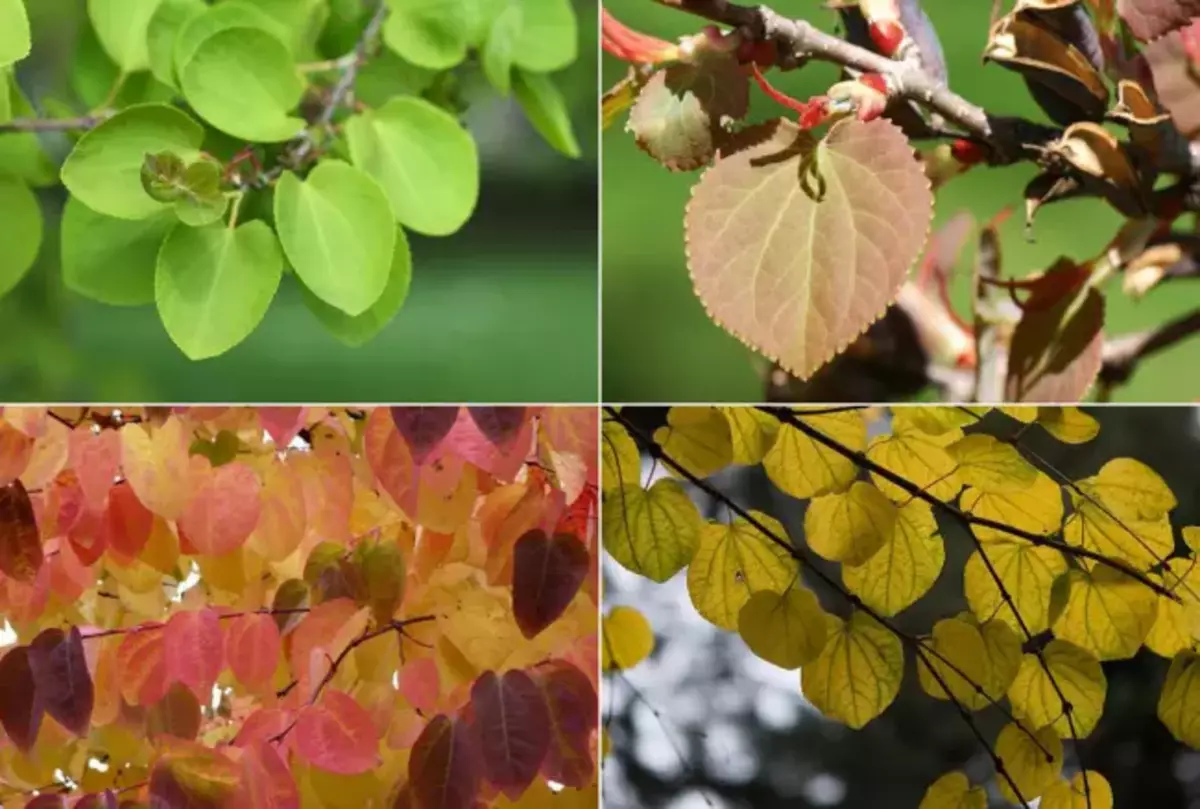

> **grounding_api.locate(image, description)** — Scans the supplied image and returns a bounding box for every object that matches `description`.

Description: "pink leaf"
[224,613,281,690]
[179,462,262,556]
[163,608,223,701]
[399,657,441,714]
[232,742,299,809]
[258,407,307,448]
[293,689,380,774]
[470,670,551,798]
[68,427,120,512]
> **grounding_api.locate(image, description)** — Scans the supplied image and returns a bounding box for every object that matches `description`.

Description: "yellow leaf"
[653,406,733,479]
[1159,650,1200,747]
[1053,567,1156,660]
[866,420,961,503]
[1038,406,1100,444]
[999,406,1038,423]
[1184,526,1200,553]
[762,409,865,499]
[720,406,779,465]
[801,611,902,729]
[141,516,180,575]
[602,606,654,671]
[994,722,1063,804]
[892,407,975,435]
[120,415,192,519]
[843,500,944,617]
[1079,457,1176,521]
[1147,559,1200,658]
[1007,639,1106,737]
[417,462,477,533]
[947,434,1037,493]
[918,771,986,809]
[804,481,896,565]
[737,586,828,669]
[1064,501,1173,570]
[602,420,641,492]
[961,470,1063,542]
[916,615,1019,710]
[687,512,797,630]
[1041,771,1114,809]
[964,541,1067,634]
[602,481,701,582]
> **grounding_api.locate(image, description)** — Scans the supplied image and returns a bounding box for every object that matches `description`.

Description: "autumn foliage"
[602,405,1200,807]
[0,406,599,809]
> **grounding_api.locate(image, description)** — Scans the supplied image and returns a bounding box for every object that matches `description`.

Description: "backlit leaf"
[737,586,828,669]
[844,500,944,617]
[762,409,865,499]
[0,479,41,582]
[530,660,596,788]
[224,613,281,690]
[686,117,932,379]
[1159,650,1200,747]
[294,689,380,775]
[601,606,653,671]
[961,469,1063,542]
[179,461,263,555]
[866,420,961,503]
[964,541,1067,634]
[121,416,192,519]
[27,627,93,737]
[409,714,481,809]
[918,772,986,809]
[163,607,223,701]
[1052,567,1156,660]
[1037,406,1099,443]
[0,646,42,750]
[1008,639,1106,738]
[1077,457,1176,521]
[0,176,41,297]
[802,611,903,729]
[1041,771,1114,809]
[719,407,779,466]
[601,421,640,491]
[471,670,551,798]
[947,434,1038,493]
[804,481,897,565]
[653,406,733,479]
[602,480,700,582]
[512,531,589,639]
[993,722,1064,804]
[687,512,796,630]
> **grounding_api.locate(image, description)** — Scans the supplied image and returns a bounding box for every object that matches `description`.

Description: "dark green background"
[602,0,1199,403]
[1,0,598,402]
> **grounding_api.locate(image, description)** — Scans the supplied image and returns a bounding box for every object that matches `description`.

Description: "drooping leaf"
[1041,771,1114,809]
[964,541,1067,634]
[529,660,596,787]
[382,0,470,69]
[87,0,162,72]
[602,480,701,582]
[804,481,897,566]
[918,772,986,809]
[1006,281,1104,402]
[762,410,866,498]
[0,479,41,582]
[947,434,1038,493]
[61,197,174,306]
[0,0,31,67]
[652,406,733,480]
[1052,566,1156,660]
[293,689,381,775]
[513,70,581,158]
[1159,650,1200,747]
[27,627,93,737]
[470,670,552,798]
[0,646,43,750]
[687,512,796,630]
[0,176,42,298]
[1118,0,1200,41]
[685,117,933,379]
[275,160,395,316]
[512,530,589,639]
[146,681,203,740]
[843,500,945,617]
[345,97,480,236]
[802,611,903,729]
[993,721,1064,803]
[233,742,300,809]
[224,613,282,690]
[408,714,482,809]
[467,407,528,447]
[1008,638,1106,737]
[389,407,460,464]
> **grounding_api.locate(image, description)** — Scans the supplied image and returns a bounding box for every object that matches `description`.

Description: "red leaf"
[117,626,168,706]
[531,661,597,787]
[24,795,66,808]
[0,480,42,582]
[389,407,460,463]
[146,682,202,741]
[466,408,528,447]
[293,689,380,774]
[409,714,481,809]
[232,742,299,809]
[399,657,441,714]
[512,531,589,639]
[163,608,223,701]
[443,409,533,481]
[28,626,93,736]
[68,426,120,512]
[470,670,551,798]
[73,791,118,809]
[366,408,417,514]
[106,482,154,558]
[232,708,293,748]
[179,461,262,556]
[0,646,43,750]
[258,407,307,448]
[224,613,281,690]
[554,488,596,544]
[66,509,108,567]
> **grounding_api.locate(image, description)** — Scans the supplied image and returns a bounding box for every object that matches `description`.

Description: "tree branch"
[1098,308,1200,397]
[0,113,111,134]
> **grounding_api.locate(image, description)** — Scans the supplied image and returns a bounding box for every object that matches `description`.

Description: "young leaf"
[470,670,552,798]
[512,530,589,639]
[61,104,205,220]
[60,196,173,306]
[409,714,482,809]
[179,27,305,142]
[87,0,161,73]
[508,0,577,73]
[685,117,933,380]
[0,479,42,582]
[155,220,284,359]
[173,1,290,74]
[27,627,93,737]
[346,97,479,236]
[146,0,208,88]
[274,161,395,316]
[293,689,381,775]
[0,176,42,297]
[0,646,43,750]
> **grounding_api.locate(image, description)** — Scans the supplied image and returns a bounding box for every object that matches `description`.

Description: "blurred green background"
[1,0,598,402]
[602,0,1199,403]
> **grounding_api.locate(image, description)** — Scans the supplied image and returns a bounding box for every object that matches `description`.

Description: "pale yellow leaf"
[653,406,733,479]
[603,606,654,671]
[602,481,701,582]
[1038,406,1100,444]
[947,433,1037,493]
[805,481,896,565]
[961,469,1063,542]
[843,500,944,617]
[762,409,865,499]
[720,406,779,465]
[801,611,902,729]
[1052,567,1156,660]
[994,722,1063,804]
[918,771,986,809]
[687,512,797,630]
[964,541,1067,634]
[1041,771,1114,809]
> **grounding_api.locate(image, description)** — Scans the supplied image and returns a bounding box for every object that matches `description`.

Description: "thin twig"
[0,113,112,133]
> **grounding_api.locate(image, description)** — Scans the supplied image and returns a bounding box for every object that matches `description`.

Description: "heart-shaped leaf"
[382,0,471,70]
[27,627,93,737]
[511,530,589,638]
[389,407,460,463]
[155,220,283,359]
[0,176,42,298]
[61,196,174,306]
[685,117,933,380]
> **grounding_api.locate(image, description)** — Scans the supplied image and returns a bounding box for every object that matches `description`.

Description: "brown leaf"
[1145,20,1200,137]
[0,479,41,582]
[685,116,933,380]
[1047,121,1148,216]
[1015,0,1105,70]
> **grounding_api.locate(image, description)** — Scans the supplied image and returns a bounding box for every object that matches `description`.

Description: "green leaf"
[0,73,54,187]
[0,0,31,68]
[155,220,284,359]
[383,0,469,70]
[174,1,292,74]
[147,0,208,88]
[0,177,42,298]
[71,24,176,110]
[141,151,189,202]
[0,67,10,123]
[510,0,576,73]
[173,161,229,227]
[241,0,330,58]
[87,0,164,73]
[180,27,305,142]
[513,70,580,158]
[685,117,933,380]
[274,160,395,316]
[354,50,437,108]
[61,196,175,306]
[481,5,520,94]
[345,97,479,236]
[61,104,205,220]
[302,225,413,346]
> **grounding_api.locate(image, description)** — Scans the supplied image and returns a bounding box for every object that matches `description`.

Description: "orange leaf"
[0,480,42,583]
[180,462,263,556]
